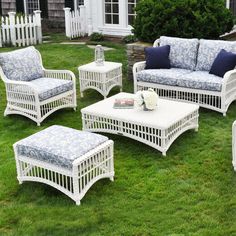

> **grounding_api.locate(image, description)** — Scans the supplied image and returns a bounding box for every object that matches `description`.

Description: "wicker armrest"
[133,61,146,92]
[43,69,76,83]
[222,69,236,92]
[5,80,38,95]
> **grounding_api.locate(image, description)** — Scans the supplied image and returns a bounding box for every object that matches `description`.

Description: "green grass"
[0,38,236,236]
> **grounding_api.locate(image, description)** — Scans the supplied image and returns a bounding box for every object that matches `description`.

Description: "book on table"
[113,98,134,109]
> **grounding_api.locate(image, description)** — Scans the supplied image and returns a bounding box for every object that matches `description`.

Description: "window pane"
[113,15,119,24]
[128,15,134,25]
[105,4,111,13]
[113,4,119,13]
[105,14,112,24]
[128,4,134,14]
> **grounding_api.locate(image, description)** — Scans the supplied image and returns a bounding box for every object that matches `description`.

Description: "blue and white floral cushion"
[159,36,199,70]
[136,68,192,86]
[196,39,236,72]
[15,125,109,170]
[0,46,43,81]
[177,71,222,92]
[28,77,73,101]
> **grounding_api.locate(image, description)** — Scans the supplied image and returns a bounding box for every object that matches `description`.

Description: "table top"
[81,93,199,129]
[78,61,122,73]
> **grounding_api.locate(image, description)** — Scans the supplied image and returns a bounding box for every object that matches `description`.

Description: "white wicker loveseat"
[133,36,236,116]
[0,46,77,126]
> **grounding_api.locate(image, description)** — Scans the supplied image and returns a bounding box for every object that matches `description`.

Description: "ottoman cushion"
[15,125,108,170]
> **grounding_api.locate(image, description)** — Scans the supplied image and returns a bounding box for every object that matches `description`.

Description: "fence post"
[8,12,16,46]
[34,10,42,44]
[64,7,72,38]
[79,5,86,36]
[226,0,230,9]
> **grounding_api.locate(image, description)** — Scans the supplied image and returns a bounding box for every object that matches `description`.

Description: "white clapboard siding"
[64,6,87,39]
[0,11,42,48]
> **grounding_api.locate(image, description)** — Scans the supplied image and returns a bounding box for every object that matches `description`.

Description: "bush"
[133,0,234,42]
[89,32,104,42]
[122,35,138,44]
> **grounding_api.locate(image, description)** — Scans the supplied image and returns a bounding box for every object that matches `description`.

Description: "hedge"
[133,0,234,42]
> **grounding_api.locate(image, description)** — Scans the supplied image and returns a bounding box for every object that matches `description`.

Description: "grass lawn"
[0,37,236,236]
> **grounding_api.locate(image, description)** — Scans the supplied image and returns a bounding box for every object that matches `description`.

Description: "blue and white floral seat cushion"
[15,125,109,170]
[136,68,192,86]
[0,46,43,81]
[137,69,222,92]
[177,71,223,92]
[28,77,73,101]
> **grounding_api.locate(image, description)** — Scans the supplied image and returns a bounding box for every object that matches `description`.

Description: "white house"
[83,0,139,36]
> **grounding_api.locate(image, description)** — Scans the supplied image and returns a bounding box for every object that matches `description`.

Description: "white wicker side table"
[78,61,122,99]
[13,125,114,205]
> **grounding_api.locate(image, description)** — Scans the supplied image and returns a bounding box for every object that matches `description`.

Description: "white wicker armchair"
[0,47,77,126]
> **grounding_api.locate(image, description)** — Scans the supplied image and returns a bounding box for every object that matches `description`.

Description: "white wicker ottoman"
[13,125,114,205]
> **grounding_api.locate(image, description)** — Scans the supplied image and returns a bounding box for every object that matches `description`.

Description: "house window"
[128,0,138,25]
[75,0,84,9]
[78,0,84,5]
[104,0,119,24]
[25,0,40,14]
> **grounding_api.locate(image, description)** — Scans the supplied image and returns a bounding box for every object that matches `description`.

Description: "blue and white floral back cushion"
[15,125,109,170]
[196,39,236,72]
[0,46,44,81]
[159,36,199,71]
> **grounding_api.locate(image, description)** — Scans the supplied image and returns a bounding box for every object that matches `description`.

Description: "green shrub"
[89,32,104,42]
[122,34,138,44]
[133,0,234,42]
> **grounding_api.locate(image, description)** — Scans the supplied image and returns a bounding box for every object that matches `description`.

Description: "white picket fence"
[0,11,42,47]
[64,7,87,39]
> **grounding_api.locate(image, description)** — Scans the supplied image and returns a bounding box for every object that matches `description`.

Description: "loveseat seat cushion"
[196,39,236,72]
[28,77,73,101]
[136,68,192,86]
[0,46,43,81]
[177,71,222,92]
[15,125,109,170]
[159,36,199,70]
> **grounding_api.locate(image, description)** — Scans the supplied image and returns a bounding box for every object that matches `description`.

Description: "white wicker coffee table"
[78,61,122,99]
[81,92,199,156]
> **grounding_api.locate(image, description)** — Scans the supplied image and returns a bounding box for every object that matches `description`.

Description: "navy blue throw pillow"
[145,45,171,69]
[209,49,236,78]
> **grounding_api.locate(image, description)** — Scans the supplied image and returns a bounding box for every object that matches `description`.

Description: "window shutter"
[0,0,2,15]
[65,0,74,11]
[16,0,25,13]
[40,0,48,18]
